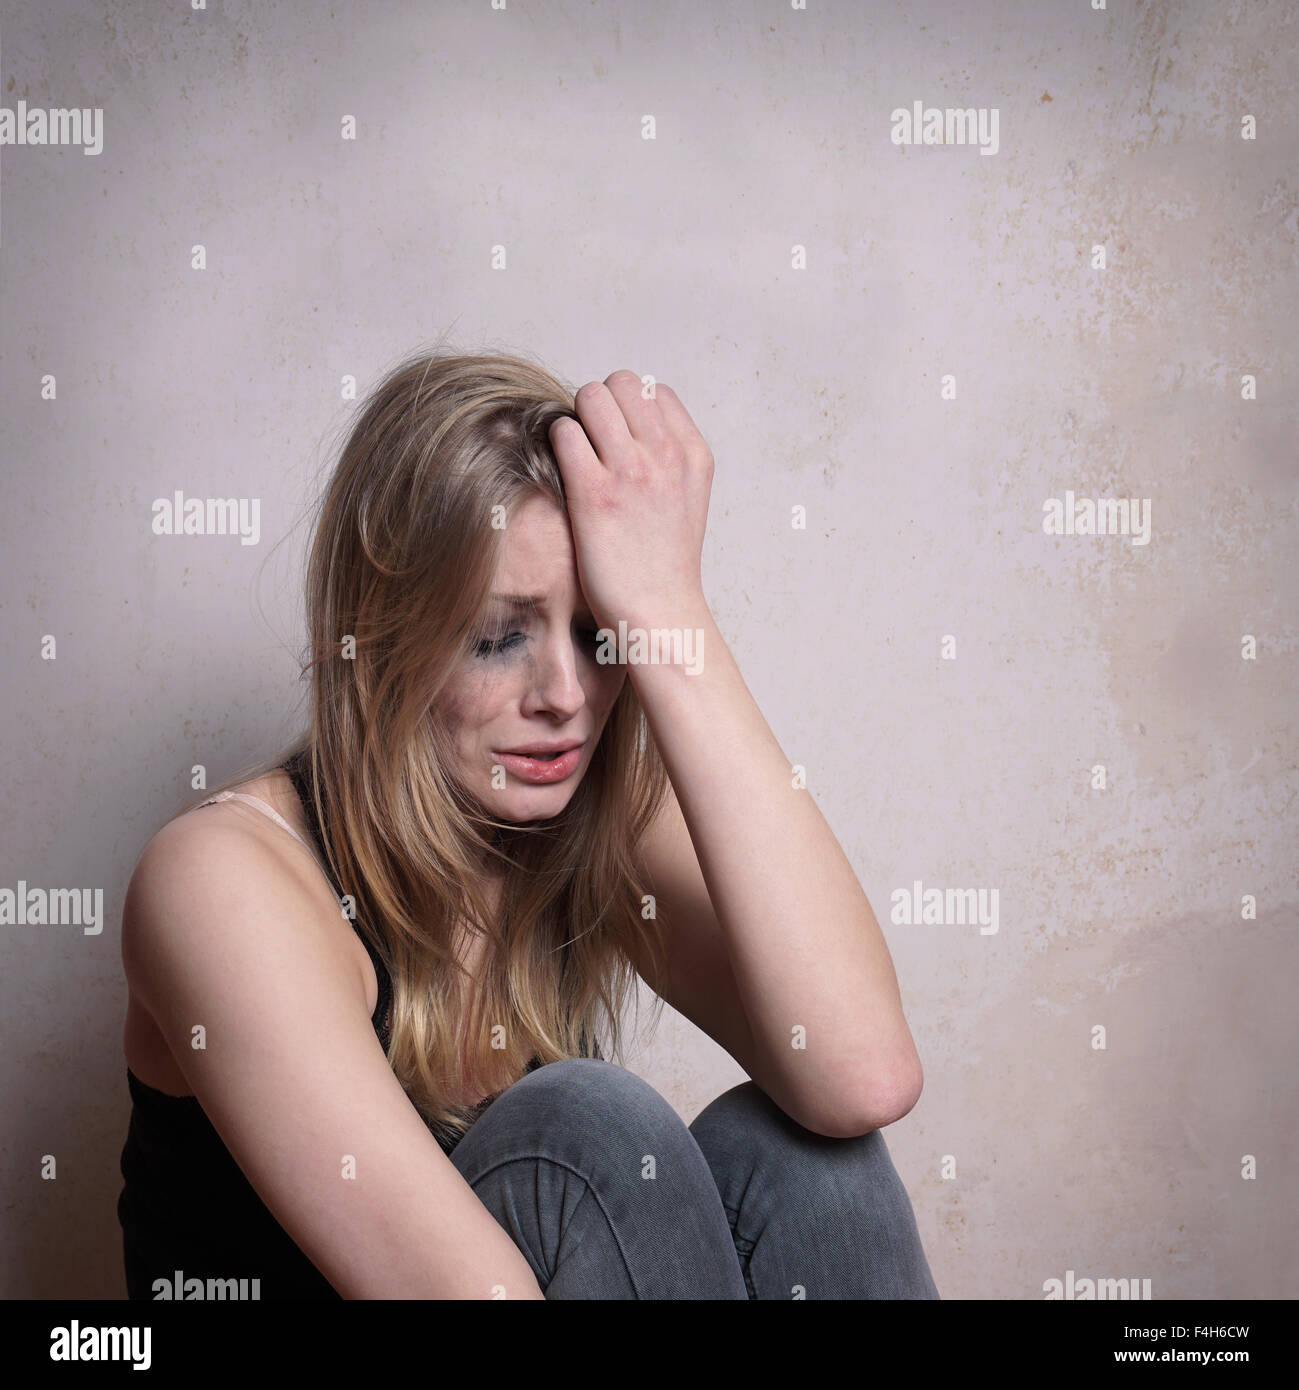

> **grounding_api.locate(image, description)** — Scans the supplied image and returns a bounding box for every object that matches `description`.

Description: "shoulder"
[129,774,313,910]
[122,782,364,1015]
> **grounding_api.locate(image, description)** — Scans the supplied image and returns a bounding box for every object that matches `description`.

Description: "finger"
[650,382,712,460]
[569,379,635,467]
[547,415,603,498]
[602,369,669,446]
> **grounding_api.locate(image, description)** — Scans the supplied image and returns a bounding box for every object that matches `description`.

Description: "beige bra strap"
[194,790,318,859]
[191,789,351,919]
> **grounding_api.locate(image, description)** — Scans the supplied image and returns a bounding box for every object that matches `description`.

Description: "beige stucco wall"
[1,0,1294,1298]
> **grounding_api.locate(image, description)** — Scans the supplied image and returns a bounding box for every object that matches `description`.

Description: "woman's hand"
[548,370,714,634]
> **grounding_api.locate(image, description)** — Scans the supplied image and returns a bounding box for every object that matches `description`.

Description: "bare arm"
[122,811,545,1300]
[550,372,922,1136]
[629,606,924,1137]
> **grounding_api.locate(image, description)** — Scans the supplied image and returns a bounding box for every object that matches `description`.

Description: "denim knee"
[500,1057,693,1162]
[455,1058,749,1299]
[688,1080,940,1299]
[468,1057,744,1223]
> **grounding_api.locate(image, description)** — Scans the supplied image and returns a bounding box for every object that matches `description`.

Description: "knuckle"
[658,436,688,466]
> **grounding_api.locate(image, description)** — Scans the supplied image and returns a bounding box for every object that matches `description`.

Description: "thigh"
[449,1058,748,1299]
[689,1080,940,1300]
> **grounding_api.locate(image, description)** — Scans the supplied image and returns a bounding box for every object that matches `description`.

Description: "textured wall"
[1,0,1295,1300]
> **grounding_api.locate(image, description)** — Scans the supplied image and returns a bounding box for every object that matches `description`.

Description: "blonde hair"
[190,347,671,1147]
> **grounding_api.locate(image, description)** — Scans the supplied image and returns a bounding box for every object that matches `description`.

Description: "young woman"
[117,351,939,1300]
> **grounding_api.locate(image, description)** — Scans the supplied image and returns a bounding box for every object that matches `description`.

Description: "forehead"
[490,494,578,594]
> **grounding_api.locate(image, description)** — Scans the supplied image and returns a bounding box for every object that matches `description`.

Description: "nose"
[523,631,587,721]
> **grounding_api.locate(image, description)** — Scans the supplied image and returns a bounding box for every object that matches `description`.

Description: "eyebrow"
[488,592,597,622]
[489,593,544,609]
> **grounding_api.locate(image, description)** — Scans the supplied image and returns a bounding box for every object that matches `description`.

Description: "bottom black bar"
[0,1296,1286,1376]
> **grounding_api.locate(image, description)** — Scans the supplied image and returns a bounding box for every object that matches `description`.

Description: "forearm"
[629,603,923,1127]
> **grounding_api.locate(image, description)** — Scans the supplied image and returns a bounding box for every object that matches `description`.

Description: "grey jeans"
[449,1057,940,1300]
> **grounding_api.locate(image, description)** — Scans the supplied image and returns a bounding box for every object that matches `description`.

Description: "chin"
[487,786,579,824]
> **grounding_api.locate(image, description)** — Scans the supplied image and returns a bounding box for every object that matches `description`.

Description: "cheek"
[441,667,516,745]
[438,673,504,751]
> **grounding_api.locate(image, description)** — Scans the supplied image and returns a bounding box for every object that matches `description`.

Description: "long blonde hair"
[191,348,671,1147]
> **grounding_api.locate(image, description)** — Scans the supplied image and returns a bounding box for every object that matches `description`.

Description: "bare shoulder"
[122,780,367,1020]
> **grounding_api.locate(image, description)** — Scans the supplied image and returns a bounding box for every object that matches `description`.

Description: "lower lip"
[494,747,583,784]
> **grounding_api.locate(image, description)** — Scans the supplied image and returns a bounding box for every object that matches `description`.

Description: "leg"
[448,1058,748,1299]
[688,1080,941,1300]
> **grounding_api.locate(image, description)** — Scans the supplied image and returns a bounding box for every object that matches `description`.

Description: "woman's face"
[437,493,627,823]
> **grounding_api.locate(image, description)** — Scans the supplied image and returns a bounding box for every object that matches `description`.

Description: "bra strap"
[194,791,322,865]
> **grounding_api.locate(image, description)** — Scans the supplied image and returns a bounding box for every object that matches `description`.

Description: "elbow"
[859,1076,923,1133]
[819,1052,925,1139]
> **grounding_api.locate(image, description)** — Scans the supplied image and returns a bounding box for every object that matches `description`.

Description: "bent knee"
[691,1081,908,1182]
[499,1058,696,1160]
[517,1057,673,1118]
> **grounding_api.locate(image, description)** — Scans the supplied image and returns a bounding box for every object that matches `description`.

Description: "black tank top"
[116,751,547,1300]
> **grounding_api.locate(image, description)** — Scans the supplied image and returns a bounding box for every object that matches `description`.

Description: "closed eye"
[472,627,604,659]
[473,631,525,657]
